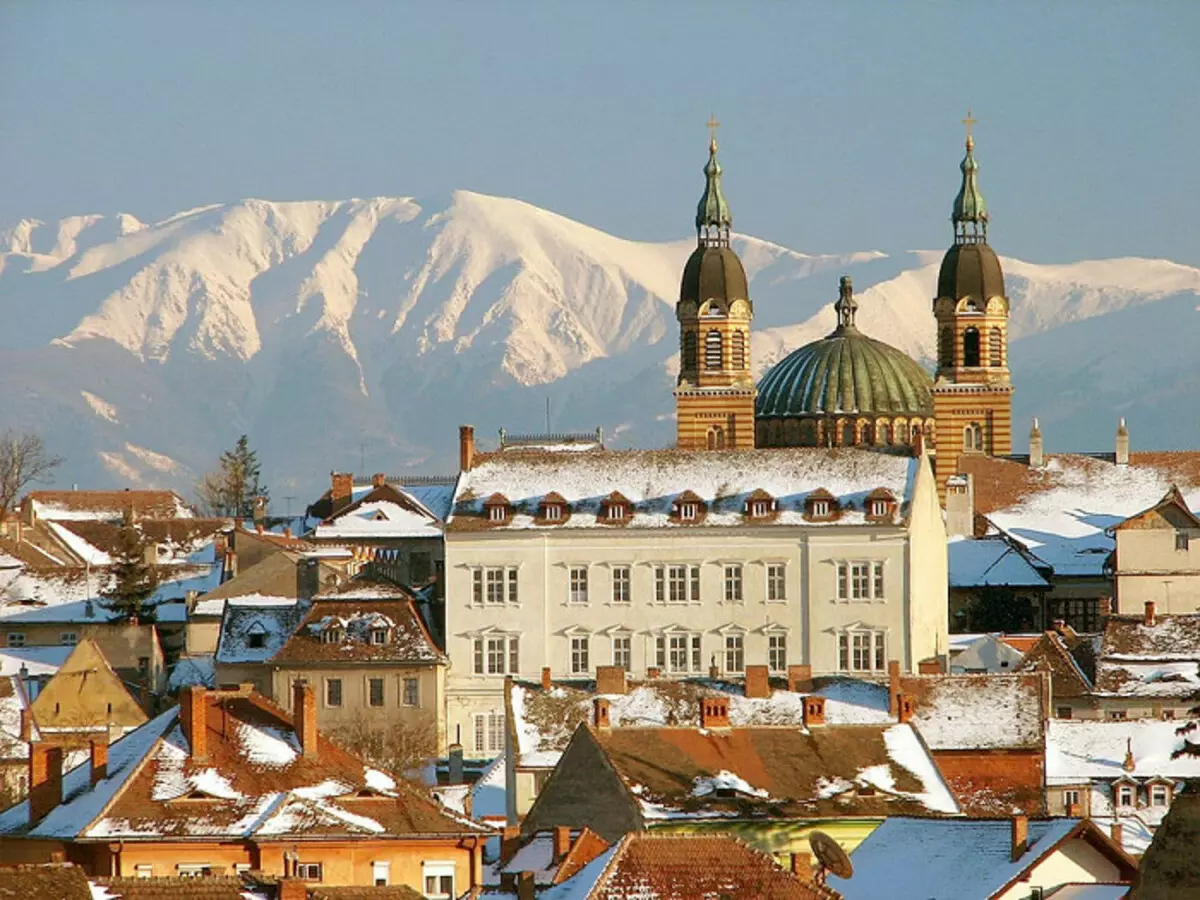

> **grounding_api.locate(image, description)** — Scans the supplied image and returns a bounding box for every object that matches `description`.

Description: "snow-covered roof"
[829,817,1110,900]
[0,646,72,676]
[1095,614,1200,698]
[215,599,307,665]
[450,447,915,532]
[313,500,442,539]
[948,536,1050,588]
[1047,719,1200,784]
[26,490,192,522]
[167,655,215,691]
[905,674,1045,751]
[272,592,444,665]
[950,635,1027,674]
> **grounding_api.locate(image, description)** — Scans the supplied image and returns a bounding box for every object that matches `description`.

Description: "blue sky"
[2,2,1198,265]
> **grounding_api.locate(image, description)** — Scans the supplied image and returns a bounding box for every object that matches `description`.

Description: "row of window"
[681,329,749,372]
[4,632,78,648]
[319,675,421,709]
[1061,783,1172,811]
[938,325,1005,369]
[470,561,889,606]
[173,860,454,897]
[471,629,890,677]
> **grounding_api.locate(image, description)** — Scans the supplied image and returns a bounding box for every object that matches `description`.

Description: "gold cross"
[707,113,720,145]
[962,109,977,143]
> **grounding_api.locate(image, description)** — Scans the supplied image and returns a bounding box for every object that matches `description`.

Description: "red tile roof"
[0,863,92,899]
[272,591,443,665]
[26,491,189,520]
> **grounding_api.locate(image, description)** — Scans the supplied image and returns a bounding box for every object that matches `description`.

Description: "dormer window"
[805,489,838,521]
[321,627,345,644]
[544,504,562,521]
[1116,784,1135,809]
[680,503,698,521]
[539,492,567,523]
[489,506,506,522]
[607,504,625,521]
[1177,533,1190,552]
[672,491,705,524]
[599,492,632,524]
[812,501,830,517]
[246,622,268,650]
[865,489,897,522]
[870,500,889,517]
[483,493,511,524]
[370,628,389,645]
[745,490,775,520]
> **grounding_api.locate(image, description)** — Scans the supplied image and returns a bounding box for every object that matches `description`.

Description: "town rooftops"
[215,598,308,665]
[312,483,444,541]
[959,453,1200,578]
[902,673,1045,752]
[1047,719,1200,784]
[1018,630,1098,700]
[449,447,916,532]
[0,863,92,899]
[1095,613,1200,699]
[829,817,1138,900]
[0,683,485,842]
[948,535,1051,589]
[23,490,193,522]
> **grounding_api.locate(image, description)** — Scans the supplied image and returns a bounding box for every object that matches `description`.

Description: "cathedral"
[674,117,1013,488]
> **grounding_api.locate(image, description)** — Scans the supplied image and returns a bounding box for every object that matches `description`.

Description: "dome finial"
[696,115,732,247]
[833,275,858,332]
[952,111,988,245]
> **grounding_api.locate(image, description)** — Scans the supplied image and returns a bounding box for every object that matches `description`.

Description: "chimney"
[888,659,901,715]
[459,425,476,473]
[448,741,464,784]
[180,685,208,761]
[90,736,109,786]
[1144,601,1157,627]
[293,679,318,758]
[19,708,32,742]
[744,664,770,699]
[595,665,627,695]
[1011,815,1029,862]
[790,851,813,881]
[283,526,292,538]
[517,872,536,900]
[255,522,264,534]
[593,697,611,729]
[372,472,387,488]
[787,664,813,694]
[897,694,916,724]
[1111,821,1124,849]
[553,825,572,862]
[1066,801,1081,817]
[1123,737,1136,772]
[224,549,238,580]
[1029,418,1044,468]
[918,659,942,675]
[28,743,63,825]
[278,879,307,900]
[945,473,975,537]
[1116,418,1130,466]
[330,471,354,513]
[501,825,521,864]
[1051,618,1067,635]
[802,695,826,728]
[700,696,730,729]
[541,667,552,690]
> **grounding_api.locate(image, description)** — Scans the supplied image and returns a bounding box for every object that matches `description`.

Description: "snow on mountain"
[1,191,1198,501]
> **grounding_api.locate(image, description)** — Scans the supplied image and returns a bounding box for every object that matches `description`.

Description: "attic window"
[484,494,511,524]
[811,501,830,517]
[544,504,562,522]
[370,628,389,645]
[680,502,698,521]
[1177,533,1190,552]
[488,505,507,523]
[870,500,890,517]
[607,504,625,521]
[1116,785,1134,808]
[321,627,345,644]
[247,622,268,649]
[749,500,770,518]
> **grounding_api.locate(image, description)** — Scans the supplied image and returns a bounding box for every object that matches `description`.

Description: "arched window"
[963,328,981,367]
[705,330,723,370]
[989,327,1003,367]
[939,327,954,368]
[682,332,697,371]
[707,426,726,450]
[963,422,983,452]
[879,423,891,446]
[732,331,746,369]
[842,422,856,446]
[861,422,874,445]
[911,424,922,442]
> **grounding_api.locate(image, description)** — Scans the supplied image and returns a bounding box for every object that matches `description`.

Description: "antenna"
[546,396,551,433]
[809,831,853,884]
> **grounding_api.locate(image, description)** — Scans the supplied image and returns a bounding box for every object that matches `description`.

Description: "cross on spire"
[707,113,720,150]
[962,109,977,148]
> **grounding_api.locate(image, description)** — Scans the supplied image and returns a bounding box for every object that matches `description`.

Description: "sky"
[2,2,1199,266]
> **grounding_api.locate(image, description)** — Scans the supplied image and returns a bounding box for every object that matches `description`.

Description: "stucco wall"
[993,837,1123,900]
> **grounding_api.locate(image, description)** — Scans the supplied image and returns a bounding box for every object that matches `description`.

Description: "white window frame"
[749,499,771,518]
[656,632,702,674]
[767,632,787,672]
[472,634,520,675]
[656,564,701,604]
[544,504,562,522]
[488,505,507,522]
[1116,784,1135,809]
[612,566,631,604]
[606,503,626,521]
[723,564,743,603]
[324,677,343,708]
[766,563,786,602]
[372,860,391,887]
[570,634,590,675]
[724,633,745,674]
[295,862,323,881]
[838,629,887,673]
[811,499,830,517]
[134,865,153,879]
[423,862,457,900]
[870,500,890,517]
[836,561,885,601]
[59,632,78,646]
[177,864,213,878]
[611,633,631,670]
[1150,783,1170,807]
[569,566,589,604]
[472,711,505,754]
[679,502,698,521]
[1063,788,1080,809]
[370,628,388,645]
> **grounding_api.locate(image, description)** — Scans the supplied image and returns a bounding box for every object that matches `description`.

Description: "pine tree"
[196,435,268,517]
[100,516,160,622]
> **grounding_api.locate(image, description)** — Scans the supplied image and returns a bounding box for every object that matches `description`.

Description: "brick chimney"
[90,736,109,786]
[1111,821,1124,849]
[791,851,813,881]
[911,428,925,458]
[541,667,552,690]
[1116,418,1130,466]
[553,825,572,862]
[1029,418,1044,469]
[330,471,354,513]
[1011,814,1029,862]
[897,694,916,723]
[918,659,942,675]
[802,695,826,728]
[459,425,476,473]
[293,679,318,758]
[372,472,387,488]
[787,664,813,694]
[19,708,32,742]
[744,665,770,699]
[888,659,901,715]
[180,685,208,761]
[28,743,63,825]
[278,879,307,900]
[1144,601,1157,627]
[596,665,627,695]
[593,697,611,729]
[1099,596,1113,618]
[700,696,730,729]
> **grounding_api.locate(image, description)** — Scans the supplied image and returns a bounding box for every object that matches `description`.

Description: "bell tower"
[674,118,756,450]
[932,113,1014,490]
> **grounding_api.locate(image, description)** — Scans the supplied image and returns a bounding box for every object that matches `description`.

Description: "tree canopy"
[196,434,268,518]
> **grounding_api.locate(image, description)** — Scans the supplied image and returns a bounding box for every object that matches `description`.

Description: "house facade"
[443,442,948,758]
[1112,486,1200,614]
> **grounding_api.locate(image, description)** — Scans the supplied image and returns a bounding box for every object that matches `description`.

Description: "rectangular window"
[403,677,420,707]
[691,565,701,602]
[839,633,849,671]
[1109,711,1128,721]
[837,562,848,600]
[1063,788,1080,809]
[851,563,871,599]
[473,569,483,605]
[507,567,519,604]
[6,633,25,648]
[692,634,702,671]
[767,564,786,602]
[768,633,787,672]
[134,865,153,879]
[423,867,456,900]
[724,634,744,673]
[474,635,519,675]
[570,635,590,675]
[841,631,886,672]
[655,566,665,603]
[473,711,505,754]
[368,677,385,707]
[612,635,631,670]
[654,636,666,669]
[59,632,78,646]
[612,566,631,604]
[295,863,323,882]
[1057,706,1073,719]
[544,504,561,521]
[872,561,885,599]
[488,505,506,522]
[1151,784,1169,806]
[668,565,688,603]
[325,678,343,708]
[177,865,213,878]
[1177,533,1190,552]
[724,565,743,603]
[668,634,690,673]
[1116,785,1134,808]
[569,566,589,604]
[486,568,506,604]
[372,860,390,887]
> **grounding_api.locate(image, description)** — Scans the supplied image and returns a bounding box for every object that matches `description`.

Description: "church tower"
[932,114,1014,490]
[674,120,756,450]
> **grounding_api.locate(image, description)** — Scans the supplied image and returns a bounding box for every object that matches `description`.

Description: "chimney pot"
[1029,418,1045,469]
[1011,815,1029,862]
[1116,418,1130,466]
[90,737,109,786]
[517,871,536,900]
[293,679,318,758]
[744,665,770,699]
[459,425,476,473]
[330,472,354,513]
[802,695,826,728]
[553,824,572,862]
[593,697,611,729]
[372,472,387,488]
[646,667,661,679]
[897,693,916,724]
[699,696,730,729]
[1145,601,1157,627]
[1111,821,1124,849]
[888,659,902,715]
[19,708,32,742]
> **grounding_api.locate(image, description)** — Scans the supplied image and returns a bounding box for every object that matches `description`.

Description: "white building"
[443,438,948,757]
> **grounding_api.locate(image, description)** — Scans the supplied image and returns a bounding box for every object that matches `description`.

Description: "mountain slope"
[1,191,1198,501]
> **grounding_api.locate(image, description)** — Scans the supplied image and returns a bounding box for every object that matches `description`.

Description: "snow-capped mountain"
[2,191,1199,502]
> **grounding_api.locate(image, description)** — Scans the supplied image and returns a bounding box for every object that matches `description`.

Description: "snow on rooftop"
[908,676,1044,751]
[1047,719,1200,783]
[167,655,215,691]
[948,536,1049,588]
[313,500,442,539]
[451,448,914,531]
[215,600,306,664]
[882,724,960,814]
[0,646,72,675]
[45,521,112,567]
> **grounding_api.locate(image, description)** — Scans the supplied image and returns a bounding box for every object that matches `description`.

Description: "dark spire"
[832,275,859,333]
[696,115,732,247]
[952,110,988,245]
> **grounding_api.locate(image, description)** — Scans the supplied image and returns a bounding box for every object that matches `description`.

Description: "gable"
[29,639,147,731]
[999,836,1128,900]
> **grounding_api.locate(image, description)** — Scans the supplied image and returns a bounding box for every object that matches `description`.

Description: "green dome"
[757,328,933,418]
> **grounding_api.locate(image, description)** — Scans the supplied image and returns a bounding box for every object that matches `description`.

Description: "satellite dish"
[808,830,853,882]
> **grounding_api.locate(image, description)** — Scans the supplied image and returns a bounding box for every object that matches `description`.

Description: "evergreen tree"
[100,517,160,622]
[196,435,268,518]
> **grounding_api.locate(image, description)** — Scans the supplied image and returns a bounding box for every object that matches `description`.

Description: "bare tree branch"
[0,430,64,516]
